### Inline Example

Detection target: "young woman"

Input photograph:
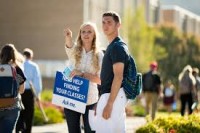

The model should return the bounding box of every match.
[64,22,103,133]
[0,44,26,133]
[178,65,196,116]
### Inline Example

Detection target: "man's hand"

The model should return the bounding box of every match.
[102,103,113,119]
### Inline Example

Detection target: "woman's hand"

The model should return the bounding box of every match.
[64,28,73,48]
[69,69,83,78]
[64,28,72,38]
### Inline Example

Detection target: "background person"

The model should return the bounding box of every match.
[64,22,103,133]
[16,48,42,133]
[163,80,176,114]
[192,67,200,103]
[0,44,26,133]
[142,61,161,120]
[178,65,196,116]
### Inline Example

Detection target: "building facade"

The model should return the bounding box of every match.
[0,0,160,88]
[160,5,200,36]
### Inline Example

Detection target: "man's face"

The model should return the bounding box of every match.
[102,16,119,36]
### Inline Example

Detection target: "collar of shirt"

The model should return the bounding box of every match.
[82,48,93,55]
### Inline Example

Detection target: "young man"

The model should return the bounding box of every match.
[95,11,129,133]
[16,48,42,133]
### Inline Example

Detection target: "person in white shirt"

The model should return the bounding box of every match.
[64,22,103,133]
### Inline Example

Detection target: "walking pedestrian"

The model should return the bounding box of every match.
[16,48,42,133]
[178,65,196,116]
[192,67,200,102]
[142,61,161,120]
[0,44,26,133]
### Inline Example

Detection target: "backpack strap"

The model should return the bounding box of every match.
[11,65,17,80]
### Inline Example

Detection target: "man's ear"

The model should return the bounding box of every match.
[116,22,121,28]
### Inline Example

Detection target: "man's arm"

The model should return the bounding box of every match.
[33,65,42,97]
[102,62,124,119]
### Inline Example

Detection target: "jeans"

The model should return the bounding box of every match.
[64,103,96,133]
[0,108,20,133]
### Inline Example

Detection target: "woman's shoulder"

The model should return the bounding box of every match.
[15,65,22,72]
[97,50,104,55]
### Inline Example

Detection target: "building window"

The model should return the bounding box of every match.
[182,16,187,32]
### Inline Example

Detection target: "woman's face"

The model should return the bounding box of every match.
[80,25,95,45]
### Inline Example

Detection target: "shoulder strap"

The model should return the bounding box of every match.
[11,66,17,79]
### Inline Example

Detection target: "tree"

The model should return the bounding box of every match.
[155,26,200,85]
[122,7,165,72]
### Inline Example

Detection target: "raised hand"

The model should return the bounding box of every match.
[64,28,73,48]
[64,28,72,38]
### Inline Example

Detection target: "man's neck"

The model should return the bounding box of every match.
[107,30,119,43]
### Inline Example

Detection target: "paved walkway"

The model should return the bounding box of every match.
[32,116,146,133]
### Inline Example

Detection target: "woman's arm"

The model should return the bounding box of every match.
[19,83,25,94]
[82,51,103,84]
[64,28,73,48]
[69,70,101,84]
[82,72,101,84]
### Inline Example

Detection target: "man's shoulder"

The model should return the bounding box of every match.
[113,41,128,52]
[25,60,39,69]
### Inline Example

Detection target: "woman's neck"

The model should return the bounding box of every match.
[83,43,92,53]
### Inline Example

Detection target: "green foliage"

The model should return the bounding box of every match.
[41,89,53,102]
[122,7,166,72]
[136,114,200,133]
[133,104,145,117]
[155,26,200,85]
[33,89,64,125]
[33,106,64,126]
[136,123,160,133]
[123,7,200,87]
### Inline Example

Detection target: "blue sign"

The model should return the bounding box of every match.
[52,71,89,113]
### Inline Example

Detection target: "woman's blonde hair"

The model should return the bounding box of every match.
[178,65,193,81]
[74,22,100,73]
